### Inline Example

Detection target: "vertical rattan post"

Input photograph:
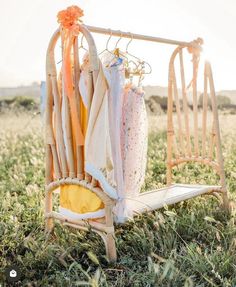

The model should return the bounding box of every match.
[45,73,61,180]
[79,24,99,185]
[167,61,174,185]
[47,29,68,178]
[167,47,182,185]
[104,203,117,262]
[51,76,68,178]
[45,84,54,231]
[179,49,191,157]
[45,143,54,232]
[192,54,199,157]
[172,68,185,155]
[206,62,230,210]
[45,31,62,232]
[73,37,85,180]
[202,63,208,158]
[61,32,76,178]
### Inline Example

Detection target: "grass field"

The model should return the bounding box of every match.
[0,112,236,286]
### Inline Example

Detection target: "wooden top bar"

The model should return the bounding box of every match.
[85,25,201,48]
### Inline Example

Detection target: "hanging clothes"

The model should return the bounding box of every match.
[57,39,147,221]
[102,53,126,222]
[52,5,148,222]
[84,60,118,200]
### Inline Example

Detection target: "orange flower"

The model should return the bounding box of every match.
[57,5,84,28]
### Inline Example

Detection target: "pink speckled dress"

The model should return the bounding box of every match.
[120,85,148,221]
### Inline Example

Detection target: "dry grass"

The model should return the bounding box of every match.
[0,111,235,286]
[148,112,236,137]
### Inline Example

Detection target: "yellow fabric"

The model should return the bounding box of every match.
[71,98,87,170]
[60,185,104,214]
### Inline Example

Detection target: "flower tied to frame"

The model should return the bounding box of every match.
[57,5,84,29]
[57,5,85,147]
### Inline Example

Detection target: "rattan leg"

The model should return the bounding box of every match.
[222,192,230,211]
[105,232,117,263]
[45,192,54,232]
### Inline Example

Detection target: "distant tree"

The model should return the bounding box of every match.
[216,95,231,108]
[150,95,168,111]
[198,93,231,110]
[14,96,37,110]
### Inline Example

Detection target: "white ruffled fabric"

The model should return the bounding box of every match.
[59,206,105,220]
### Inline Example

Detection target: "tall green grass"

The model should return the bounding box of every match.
[0,120,235,286]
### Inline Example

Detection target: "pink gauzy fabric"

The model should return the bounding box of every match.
[120,86,148,221]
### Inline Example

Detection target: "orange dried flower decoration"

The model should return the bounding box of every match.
[57,5,85,146]
[57,5,84,28]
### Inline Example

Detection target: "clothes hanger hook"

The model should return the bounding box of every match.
[106,29,113,51]
[81,35,85,47]
[79,35,88,51]
[144,61,152,74]
[126,32,133,53]
[115,31,123,49]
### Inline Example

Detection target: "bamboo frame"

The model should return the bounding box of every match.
[167,45,230,211]
[49,33,68,178]
[179,49,191,157]
[45,25,117,262]
[206,62,229,209]
[167,46,181,185]
[45,23,230,264]
[86,25,201,48]
[202,64,208,158]
[192,54,199,157]
[172,68,185,155]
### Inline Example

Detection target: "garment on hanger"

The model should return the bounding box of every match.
[123,66,148,223]
[85,60,118,200]
[120,84,148,221]
[57,47,147,222]
[102,52,126,222]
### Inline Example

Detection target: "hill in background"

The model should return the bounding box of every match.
[0,83,235,102]
[144,85,236,104]
[0,83,41,100]
[0,84,235,115]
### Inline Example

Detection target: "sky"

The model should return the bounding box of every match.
[0,0,235,90]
